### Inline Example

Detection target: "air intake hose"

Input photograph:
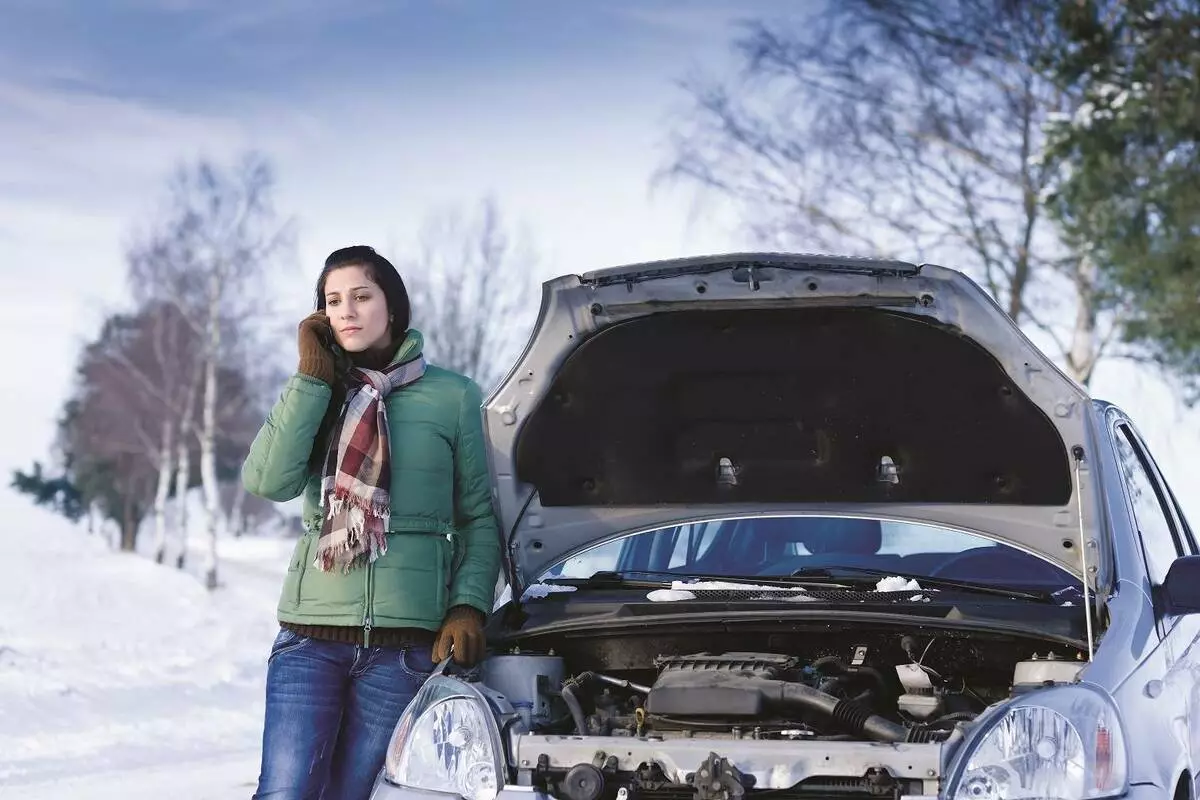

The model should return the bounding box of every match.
[761,681,908,743]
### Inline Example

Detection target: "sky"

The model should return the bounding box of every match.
[2,0,1199,524]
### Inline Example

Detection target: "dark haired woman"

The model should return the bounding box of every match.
[242,245,501,799]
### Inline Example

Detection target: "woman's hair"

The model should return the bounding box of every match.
[307,245,412,473]
[315,245,411,332]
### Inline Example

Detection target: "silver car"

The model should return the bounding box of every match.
[371,253,1200,800]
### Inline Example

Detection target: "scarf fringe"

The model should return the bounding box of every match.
[313,487,391,574]
[323,488,390,523]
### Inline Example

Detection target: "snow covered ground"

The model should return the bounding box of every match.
[0,493,297,799]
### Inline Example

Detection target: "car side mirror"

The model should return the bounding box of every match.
[1162,556,1200,615]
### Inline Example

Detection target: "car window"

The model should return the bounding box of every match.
[1166,482,1198,554]
[668,522,722,567]
[539,515,1076,591]
[783,522,997,556]
[1113,424,1182,584]
[552,538,625,579]
[1138,433,1197,554]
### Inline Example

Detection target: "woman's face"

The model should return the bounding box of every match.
[322,265,392,353]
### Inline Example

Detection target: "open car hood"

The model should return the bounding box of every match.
[482,253,1101,593]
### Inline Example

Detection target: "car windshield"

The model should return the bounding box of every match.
[539,515,1081,593]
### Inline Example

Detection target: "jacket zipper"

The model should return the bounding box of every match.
[362,529,453,646]
[363,560,374,648]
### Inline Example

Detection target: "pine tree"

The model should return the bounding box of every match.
[1043,0,1200,395]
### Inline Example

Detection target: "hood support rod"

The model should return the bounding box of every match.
[1074,445,1095,661]
[504,488,541,609]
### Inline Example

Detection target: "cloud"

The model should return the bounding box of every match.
[610,4,751,38]
[0,77,331,220]
[0,1,406,112]
[182,0,395,38]
[0,82,234,184]
[606,0,791,40]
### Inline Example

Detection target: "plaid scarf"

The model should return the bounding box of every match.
[314,355,427,573]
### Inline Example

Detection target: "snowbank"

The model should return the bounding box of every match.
[0,494,295,795]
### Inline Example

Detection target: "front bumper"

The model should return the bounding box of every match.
[370,782,550,800]
[372,784,1166,800]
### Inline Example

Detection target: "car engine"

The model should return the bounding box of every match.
[477,629,1085,799]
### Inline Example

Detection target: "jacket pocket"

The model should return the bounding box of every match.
[438,534,450,612]
[278,536,309,610]
[297,535,365,613]
[448,530,465,574]
[371,533,449,626]
[293,535,312,606]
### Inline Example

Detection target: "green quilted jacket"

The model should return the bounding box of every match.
[241,330,501,643]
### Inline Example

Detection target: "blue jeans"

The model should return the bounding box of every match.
[253,627,435,800]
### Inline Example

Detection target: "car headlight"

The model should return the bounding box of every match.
[383,674,504,800]
[946,683,1128,800]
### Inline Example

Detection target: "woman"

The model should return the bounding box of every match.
[242,245,502,800]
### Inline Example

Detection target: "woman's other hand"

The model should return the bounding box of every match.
[432,605,486,666]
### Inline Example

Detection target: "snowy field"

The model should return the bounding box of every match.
[0,493,297,799]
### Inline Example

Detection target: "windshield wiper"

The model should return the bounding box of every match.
[541,572,670,590]
[543,570,853,590]
[545,568,1054,602]
[788,565,1056,603]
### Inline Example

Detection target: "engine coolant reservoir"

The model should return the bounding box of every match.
[1011,654,1083,695]
[480,654,566,729]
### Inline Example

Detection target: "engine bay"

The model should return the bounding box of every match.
[479,625,1085,799]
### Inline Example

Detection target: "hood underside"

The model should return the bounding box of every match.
[482,254,1098,590]
[515,306,1070,507]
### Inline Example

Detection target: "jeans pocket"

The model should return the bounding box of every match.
[398,643,435,679]
[268,627,309,663]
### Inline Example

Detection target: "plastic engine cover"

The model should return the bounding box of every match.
[646,653,804,717]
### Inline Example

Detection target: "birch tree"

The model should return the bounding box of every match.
[172,366,200,568]
[126,152,294,588]
[404,196,539,393]
[660,0,1133,386]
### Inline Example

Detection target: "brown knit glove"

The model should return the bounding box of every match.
[432,605,486,666]
[297,311,335,385]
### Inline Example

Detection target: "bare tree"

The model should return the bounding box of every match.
[126,152,295,588]
[101,300,203,564]
[52,314,172,550]
[660,0,1124,385]
[213,349,282,537]
[220,479,277,537]
[404,196,539,393]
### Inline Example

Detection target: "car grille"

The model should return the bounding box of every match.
[620,775,925,800]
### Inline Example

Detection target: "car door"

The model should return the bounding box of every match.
[1110,417,1200,790]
